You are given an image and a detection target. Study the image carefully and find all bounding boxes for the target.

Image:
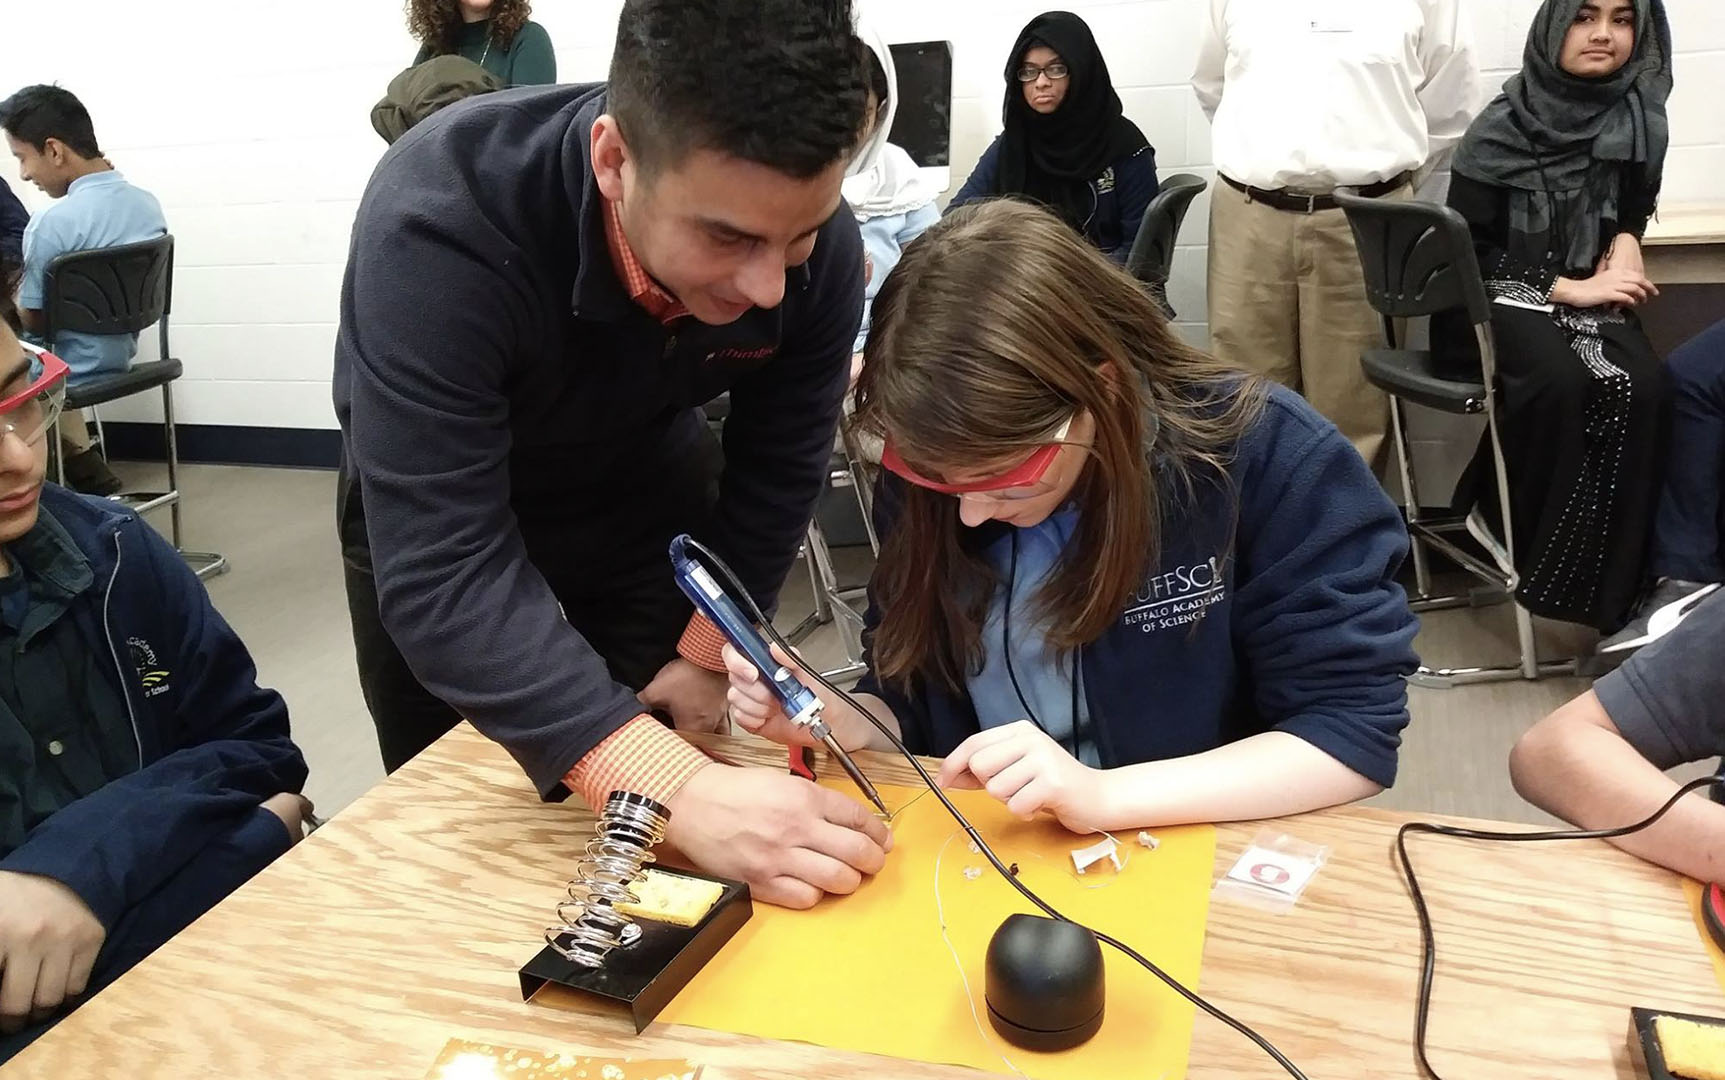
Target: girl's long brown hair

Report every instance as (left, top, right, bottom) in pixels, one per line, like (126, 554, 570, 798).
(407, 0, 532, 55)
(853, 198, 1266, 692)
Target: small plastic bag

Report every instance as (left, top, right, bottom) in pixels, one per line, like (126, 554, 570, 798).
(1211, 830, 1329, 914)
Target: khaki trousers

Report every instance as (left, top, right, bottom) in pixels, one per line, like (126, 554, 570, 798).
(58, 409, 94, 454)
(1207, 179, 1406, 467)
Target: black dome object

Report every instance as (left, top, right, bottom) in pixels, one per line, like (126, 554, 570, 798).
(984, 913, 1106, 1051)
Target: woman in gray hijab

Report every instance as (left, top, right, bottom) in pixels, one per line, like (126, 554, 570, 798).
(1437, 0, 1671, 635)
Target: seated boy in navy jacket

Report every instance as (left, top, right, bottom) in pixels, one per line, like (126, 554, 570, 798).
(0, 323, 310, 1060)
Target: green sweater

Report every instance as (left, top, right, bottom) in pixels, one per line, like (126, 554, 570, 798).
(414, 18, 556, 88)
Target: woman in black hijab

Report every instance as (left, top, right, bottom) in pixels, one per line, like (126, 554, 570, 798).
(950, 12, 1157, 263)
(1436, 0, 1672, 636)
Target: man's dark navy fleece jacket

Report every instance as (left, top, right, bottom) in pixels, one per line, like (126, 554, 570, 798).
(332, 84, 863, 797)
(858, 385, 1420, 788)
(0, 485, 306, 1059)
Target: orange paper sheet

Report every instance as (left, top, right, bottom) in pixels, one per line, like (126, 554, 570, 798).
(657, 781, 1217, 1079)
(1684, 879, 1725, 996)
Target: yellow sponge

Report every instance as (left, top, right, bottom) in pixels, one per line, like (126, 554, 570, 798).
(615, 869, 724, 928)
(1657, 1015, 1725, 1080)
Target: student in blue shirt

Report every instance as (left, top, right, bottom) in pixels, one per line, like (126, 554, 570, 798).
(0, 85, 167, 496)
(726, 200, 1418, 833)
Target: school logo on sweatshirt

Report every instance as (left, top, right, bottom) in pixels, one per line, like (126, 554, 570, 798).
(1122, 556, 1227, 633)
(127, 637, 173, 699)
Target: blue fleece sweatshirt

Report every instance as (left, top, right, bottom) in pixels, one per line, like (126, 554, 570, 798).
(949, 138, 1159, 264)
(857, 384, 1420, 789)
(0, 486, 306, 1059)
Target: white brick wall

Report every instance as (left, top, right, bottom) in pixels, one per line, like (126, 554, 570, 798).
(3, 0, 1720, 436)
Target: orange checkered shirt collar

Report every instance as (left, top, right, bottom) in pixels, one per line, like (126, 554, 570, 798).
(602, 197, 688, 325)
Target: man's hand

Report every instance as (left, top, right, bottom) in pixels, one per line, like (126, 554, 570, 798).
(936, 721, 1113, 834)
(259, 792, 315, 844)
(664, 763, 893, 909)
(0, 871, 106, 1034)
(638, 658, 729, 734)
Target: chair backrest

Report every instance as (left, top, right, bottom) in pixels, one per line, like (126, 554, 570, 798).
(1124, 173, 1207, 284)
(42, 233, 174, 349)
(1333, 194, 1490, 326)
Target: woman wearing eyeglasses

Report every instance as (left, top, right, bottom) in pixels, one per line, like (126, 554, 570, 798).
(725, 201, 1418, 833)
(948, 11, 1158, 263)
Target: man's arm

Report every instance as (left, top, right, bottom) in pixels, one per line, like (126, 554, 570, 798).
(1191, 0, 1228, 120)
(1511, 692, 1725, 882)
(1415, 0, 1479, 167)
(15, 215, 54, 339)
(1511, 592, 1725, 882)
(336, 183, 675, 800)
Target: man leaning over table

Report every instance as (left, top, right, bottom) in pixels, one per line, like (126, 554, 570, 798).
(333, 0, 893, 911)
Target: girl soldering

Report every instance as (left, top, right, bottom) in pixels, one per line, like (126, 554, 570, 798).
(726, 200, 1420, 834)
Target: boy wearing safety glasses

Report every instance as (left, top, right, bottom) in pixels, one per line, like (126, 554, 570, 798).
(0, 324, 309, 1061)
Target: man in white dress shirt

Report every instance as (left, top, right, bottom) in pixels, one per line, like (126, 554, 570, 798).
(1193, 0, 1477, 465)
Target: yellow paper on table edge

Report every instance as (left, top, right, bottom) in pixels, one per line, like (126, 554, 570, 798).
(656, 781, 1216, 1079)
(1684, 879, 1725, 996)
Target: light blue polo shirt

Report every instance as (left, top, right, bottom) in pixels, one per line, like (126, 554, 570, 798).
(17, 170, 167, 379)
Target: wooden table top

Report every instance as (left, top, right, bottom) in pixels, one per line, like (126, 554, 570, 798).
(16, 724, 1720, 1079)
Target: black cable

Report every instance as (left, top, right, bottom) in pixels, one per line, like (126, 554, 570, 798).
(999, 532, 1084, 760)
(682, 537, 1311, 1080)
(1396, 773, 1721, 1079)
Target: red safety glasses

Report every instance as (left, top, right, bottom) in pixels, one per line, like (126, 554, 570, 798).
(0, 348, 70, 449)
(880, 414, 1074, 500)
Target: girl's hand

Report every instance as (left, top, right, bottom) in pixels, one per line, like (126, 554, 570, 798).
(936, 720, 1113, 833)
(722, 642, 824, 749)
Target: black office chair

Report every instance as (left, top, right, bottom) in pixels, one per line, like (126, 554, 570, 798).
(43, 234, 227, 579)
(1124, 172, 1208, 318)
(1335, 194, 1573, 687)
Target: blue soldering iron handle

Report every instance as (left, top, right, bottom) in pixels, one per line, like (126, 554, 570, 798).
(668, 536, 823, 727)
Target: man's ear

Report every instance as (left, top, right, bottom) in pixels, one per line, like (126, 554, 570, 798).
(42, 138, 68, 169)
(590, 115, 630, 203)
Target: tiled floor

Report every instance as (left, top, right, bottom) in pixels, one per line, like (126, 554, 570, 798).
(117, 461, 1633, 825)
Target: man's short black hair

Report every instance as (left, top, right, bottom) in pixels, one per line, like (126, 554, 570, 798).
(608, 0, 868, 179)
(0, 85, 102, 159)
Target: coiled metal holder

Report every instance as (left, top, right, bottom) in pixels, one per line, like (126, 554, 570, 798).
(520, 788, 752, 1032)
(545, 790, 669, 968)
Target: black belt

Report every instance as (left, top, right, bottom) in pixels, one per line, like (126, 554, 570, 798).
(1221, 171, 1410, 213)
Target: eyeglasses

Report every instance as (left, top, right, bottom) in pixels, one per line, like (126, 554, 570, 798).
(880, 415, 1074, 502)
(0, 348, 69, 449)
(1016, 63, 1069, 83)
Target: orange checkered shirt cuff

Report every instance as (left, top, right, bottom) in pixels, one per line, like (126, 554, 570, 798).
(677, 612, 729, 673)
(564, 714, 713, 811)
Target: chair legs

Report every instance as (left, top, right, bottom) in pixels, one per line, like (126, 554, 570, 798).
(143, 381, 228, 580)
(1388, 392, 1574, 686)
(784, 518, 869, 683)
